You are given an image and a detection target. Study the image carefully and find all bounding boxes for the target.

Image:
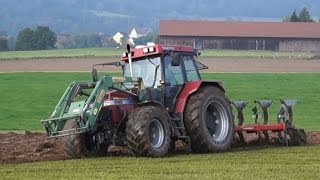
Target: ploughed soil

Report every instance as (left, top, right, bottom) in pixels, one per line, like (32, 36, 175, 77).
(0, 57, 320, 73)
(1, 131, 320, 164)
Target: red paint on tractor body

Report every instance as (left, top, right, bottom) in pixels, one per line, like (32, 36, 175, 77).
(121, 44, 194, 61)
(235, 123, 285, 133)
(108, 105, 135, 124)
(174, 80, 224, 113)
(174, 81, 202, 113)
(107, 90, 131, 99)
(104, 90, 137, 124)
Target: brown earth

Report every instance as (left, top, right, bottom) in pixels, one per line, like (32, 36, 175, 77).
(0, 57, 320, 72)
(0, 57, 319, 164)
(1, 131, 319, 164)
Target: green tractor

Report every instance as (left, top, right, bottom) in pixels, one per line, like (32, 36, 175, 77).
(41, 44, 234, 158)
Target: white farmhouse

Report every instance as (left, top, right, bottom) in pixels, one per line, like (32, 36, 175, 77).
(128, 28, 148, 45)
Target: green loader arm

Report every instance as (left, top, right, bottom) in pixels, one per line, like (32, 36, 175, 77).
(41, 76, 113, 137)
(41, 76, 143, 138)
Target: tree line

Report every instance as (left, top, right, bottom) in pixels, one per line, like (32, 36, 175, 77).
(283, 7, 316, 22)
(0, 26, 56, 51)
(0, 26, 158, 51)
(15, 26, 56, 51)
(0, 6, 317, 52)
(57, 33, 118, 49)
(0, 26, 120, 51)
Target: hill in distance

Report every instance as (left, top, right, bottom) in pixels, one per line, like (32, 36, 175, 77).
(0, 0, 319, 35)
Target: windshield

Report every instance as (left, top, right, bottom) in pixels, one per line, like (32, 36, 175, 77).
(124, 56, 161, 88)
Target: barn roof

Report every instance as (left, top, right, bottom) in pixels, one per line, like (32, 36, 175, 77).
(159, 20, 320, 39)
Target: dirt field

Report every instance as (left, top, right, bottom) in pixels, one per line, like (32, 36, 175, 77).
(1, 131, 319, 164)
(0, 57, 320, 72)
(1, 57, 320, 164)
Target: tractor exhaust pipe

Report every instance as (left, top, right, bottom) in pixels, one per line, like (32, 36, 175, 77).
(127, 44, 134, 77)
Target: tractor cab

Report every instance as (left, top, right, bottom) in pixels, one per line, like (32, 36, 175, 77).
(121, 44, 207, 110)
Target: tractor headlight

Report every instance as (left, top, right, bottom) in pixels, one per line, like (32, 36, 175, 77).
(143, 47, 149, 53)
(149, 46, 155, 52)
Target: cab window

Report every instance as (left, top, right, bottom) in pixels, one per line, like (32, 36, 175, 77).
(163, 55, 184, 85)
(182, 55, 200, 81)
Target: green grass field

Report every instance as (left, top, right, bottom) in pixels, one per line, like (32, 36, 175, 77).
(0, 48, 317, 60)
(0, 72, 319, 131)
(1, 145, 319, 179)
(200, 49, 316, 59)
(0, 48, 123, 60)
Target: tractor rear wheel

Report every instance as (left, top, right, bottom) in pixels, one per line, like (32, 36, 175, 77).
(64, 121, 108, 158)
(184, 86, 234, 153)
(126, 106, 171, 157)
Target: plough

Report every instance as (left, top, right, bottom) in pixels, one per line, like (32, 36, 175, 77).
(232, 99, 307, 146)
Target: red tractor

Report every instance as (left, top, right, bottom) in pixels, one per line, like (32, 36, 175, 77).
(41, 44, 235, 157)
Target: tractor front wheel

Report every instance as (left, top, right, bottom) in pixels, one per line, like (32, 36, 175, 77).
(126, 106, 171, 157)
(64, 121, 108, 158)
(184, 86, 234, 153)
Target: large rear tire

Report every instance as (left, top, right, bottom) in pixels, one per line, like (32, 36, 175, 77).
(184, 86, 234, 153)
(64, 121, 108, 158)
(126, 106, 171, 157)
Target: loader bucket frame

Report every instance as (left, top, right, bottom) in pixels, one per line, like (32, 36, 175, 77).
(41, 76, 143, 138)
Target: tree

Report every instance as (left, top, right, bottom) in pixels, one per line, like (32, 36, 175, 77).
(73, 35, 88, 48)
(0, 37, 8, 51)
(15, 28, 34, 50)
(7, 36, 15, 50)
(286, 7, 315, 23)
(290, 10, 300, 22)
(32, 26, 57, 50)
(134, 33, 158, 46)
(282, 16, 290, 22)
(16, 26, 57, 50)
(101, 35, 118, 47)
(298, 7, 314, 22)
(87, 34, 102, 47)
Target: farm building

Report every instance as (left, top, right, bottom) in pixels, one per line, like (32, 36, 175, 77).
(159, 20, 320, 52)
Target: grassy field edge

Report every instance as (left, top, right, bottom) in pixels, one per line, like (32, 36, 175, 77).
(1, 145, 320, 179)
(0, 72, 319, 131)
(1, 48, 318, 60)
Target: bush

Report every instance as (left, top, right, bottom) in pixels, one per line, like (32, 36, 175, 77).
(0, 36, 9, 51)
(15, 26, 56, 51)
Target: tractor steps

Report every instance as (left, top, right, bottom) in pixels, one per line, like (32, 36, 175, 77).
(170, 114, 190, 141)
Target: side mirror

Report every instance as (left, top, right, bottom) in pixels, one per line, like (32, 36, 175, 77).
(171, 54, 181, 66)
(92, 68, 98, 82)
(193, 49, 201, 57)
